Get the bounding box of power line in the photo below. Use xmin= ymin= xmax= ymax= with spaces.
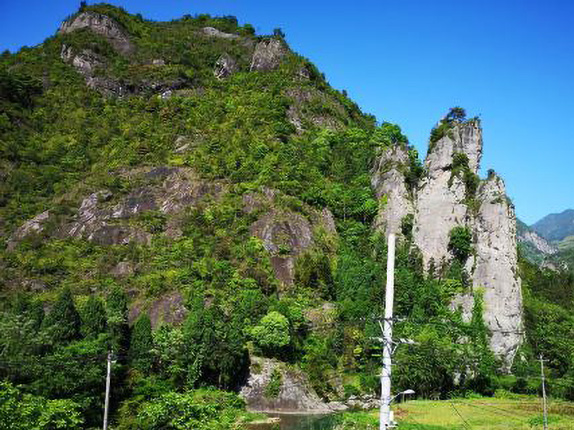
xmin=450 ymin=401 xmax=472 ymax=430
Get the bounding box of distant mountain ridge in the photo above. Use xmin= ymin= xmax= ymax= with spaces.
xmin=517 ymin=219 xmax=557 ymax=265
xmin=532 ymin=209 xmax=574 ymax=242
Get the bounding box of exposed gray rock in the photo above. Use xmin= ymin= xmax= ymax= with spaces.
xmin=449 ymin=292 xmax=474 ymax=323
xmin=7 ymin=211 xmax=50 ymax=250
xmin=518 ymin=229 xmax=557 ymax=255
xmin=374 ymin=117 xmax=522 ymax=367
xmin=240 ymin=356 xmax=331 ymax=413
xmin=250 ymin=210 xmax=313 ymax=286
xmin=146 ymin=291 xmax=188 ymax=329
xmin=250 ymin=39 xmax=288 ymax=71
xmin=202 ymin=26 xmax=239 ymax=39
xmin=60 ymin=45 xmax=125 ymax=96
xmin=214 ymin=53 xmax=238 ymax=79
xmin=60 ymin=45 xmax=103 ymax=76
xmin=11 ymin=168 xmax=224 ymax=250
xmin=472 ymin=175 xmax=523 ymax=368
xmin=413 ymin=121 xmax=481 ymax=268
xmin=59 ymin=12 xmax=134 ymax=55
xmin=246 ymin=189 xmax=336 ymax=287
xmin=285 ymin=88 xmax=345 ymax=132
xmin=371 ymin=145 xmax=413 ymax=238
xmin=110 ymin=261 xmax=135 ymax=277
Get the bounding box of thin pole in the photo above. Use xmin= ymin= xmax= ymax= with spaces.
xmin=103 ymin=350 xmax=112 ymax=430
xmin=380 ymin=233 xmax=396 ymax=430
xmin=540 ymin=355 xmax=548 ymax=430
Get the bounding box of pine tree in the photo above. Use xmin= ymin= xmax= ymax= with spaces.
xmin=44 ymin=287 xmax=81 ymax=343
xmin=129 ymin=314 xmax=153 ymax=372
xmin=82 ymin=295 xmax=107 ymax=339
xmin=106 ymin=286 xmax=129 ymax=354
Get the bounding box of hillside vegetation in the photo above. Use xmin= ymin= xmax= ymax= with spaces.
xmin=1 ymin=4 xmax=574 ymax=429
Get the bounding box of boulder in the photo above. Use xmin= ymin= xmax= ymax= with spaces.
xmin=202 ymin=26 xmax=239 ymax=40
xmin=240 ymin=356 xmax=331 ymax=413
xmin=250 ymin=39 xmax=287 ymax=71
xmin=214 ymin=53 xmax=238 ymax=79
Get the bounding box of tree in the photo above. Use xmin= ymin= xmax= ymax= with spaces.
xmin=0 ymin=381 xmax=84 ymax=430
xmin=250 ymin=311 xmax=291 ymax=355
xmin=273 ymin=27 xmax=285 ymax=39
xmin=448 ymin=226 xmax=472 ymax=262
xmin=82 ymin=295 xmax=107 ymax=339
xmin=43 ymin=287 xmax=81 ymax=343
xmin=446 ymin=106 xmax=467 ymax=122
xmin=106 ymin=286 xmax=129 ymax=353
xmin=130 ymin=314 xmax=153 ymax=372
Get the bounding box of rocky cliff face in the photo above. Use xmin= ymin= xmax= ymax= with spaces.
xmin=371 ymin=145 xmax=413 ymax=238
xmin=413 ymin=120 xmax=482 ymax=268
xmin=374 ymin=117 xmax=523 ymax=367
xmin=59 ymin=11 xmax=134 ymax=55
xmin=472 ymin=175 xmax=523 ymax=364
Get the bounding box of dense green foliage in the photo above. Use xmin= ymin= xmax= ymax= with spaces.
xmin=251 ymin=311 xmax=291 ymax=355
xmin=0 ymin=381 xmax=84 ymax=430
xmin=448 ymin=226 xmax=473 ymax=262
xmin=0 ymin=4 xmax=572 ymax=429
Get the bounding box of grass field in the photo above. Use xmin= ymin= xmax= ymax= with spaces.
xmin=392 ymin=397 xmax=574 ymax=429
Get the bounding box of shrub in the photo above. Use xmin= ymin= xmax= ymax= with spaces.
xmin=250 ymin=311 xmax=291 ymax=355
xmin=135 ymin=389 xmax=244 ymax=430
xmin=448 ymin=226 xmax=473 ymax=262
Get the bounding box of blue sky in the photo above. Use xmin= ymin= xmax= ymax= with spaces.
xmin=1 ymin=0 xmax=572 ymax=224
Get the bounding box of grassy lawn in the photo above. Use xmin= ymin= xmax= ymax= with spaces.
xmin=390 ymin=397 xmax=574 ymax=429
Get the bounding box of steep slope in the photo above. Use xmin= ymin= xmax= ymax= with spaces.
xmin=375 ymin=112 xmax=523 ymax=367
xmin=532 ymin=209 xmax=574 ymax=242
xmin=517 ymin=219 xmax=558 ymax=263
xmin=0 ymin=4 xmax=555 ymax=427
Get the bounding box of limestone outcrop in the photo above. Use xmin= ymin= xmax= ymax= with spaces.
xmin=371 ymin=145 xmax=413 ymax=238
xmin=59 ymin=11 xmax=134 ymax=55
xmin=472 ymin=174 xmax=523 ymax=365
xmin=250 ymin=39 xmax=287 ymax=71
xmin=214 ymin=53 xmax=238 ymax=79
xmin=240 ymin=356 xmax=331 ymax=413
xmin=9 ymin=167 xmax=223 ymax=249
xmin=413 ymin=120 xmax=482 ymax=268
xmin=373 ymin=117 xmax=523 ymax=367
xmin=247 ymin=189 xmax=337 ymax=287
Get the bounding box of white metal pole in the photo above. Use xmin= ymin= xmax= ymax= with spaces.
xmin=380 ymin=233 xmax=396 ymax=430
xmin=103 ymin=351 xmax=112 ymax=430
xmin=540 ymin=355 xmax=548 ymax=430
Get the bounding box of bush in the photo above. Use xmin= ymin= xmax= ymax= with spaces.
xmin=135 ymin=389 xmax=244 ymax=430
xmin=448 ymin=226 xmax=472 ymax=262
xmin=0 ymin=381 xmax=84 ymax=429
xmin=250 ymin=311 xmax=291 ymax=356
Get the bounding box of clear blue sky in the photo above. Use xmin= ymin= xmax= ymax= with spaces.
xmin=1 ymin=0 xmax=572 ymax=225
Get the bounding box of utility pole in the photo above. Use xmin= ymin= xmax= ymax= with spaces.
xmin=380 ymin=233 xmax=396 ymax=430
xmin=540 ymin=354 xmax=548 ymax=430
xmin=103 ymin=350 xmax=112 ymax=430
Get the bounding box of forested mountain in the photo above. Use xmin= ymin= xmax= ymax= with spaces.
xmin=532 ymin=209 xmax=574 ymax=242
xmin=1 ymin=4 xmax=573 ymax=429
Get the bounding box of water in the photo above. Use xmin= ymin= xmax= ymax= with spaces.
xmin=264 ymin=413 xmax=339 ymax=430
